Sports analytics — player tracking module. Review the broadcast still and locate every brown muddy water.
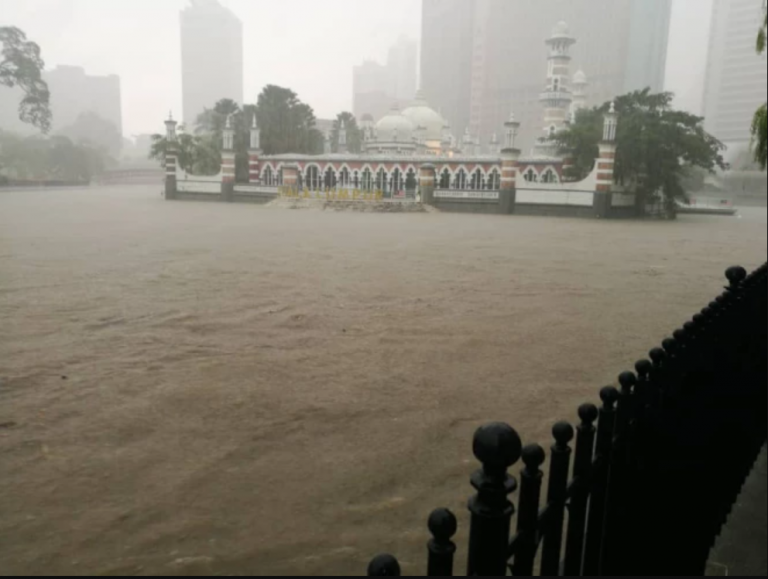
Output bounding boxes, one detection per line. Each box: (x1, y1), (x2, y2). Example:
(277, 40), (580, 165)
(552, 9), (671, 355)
(1, 186), (766, 576)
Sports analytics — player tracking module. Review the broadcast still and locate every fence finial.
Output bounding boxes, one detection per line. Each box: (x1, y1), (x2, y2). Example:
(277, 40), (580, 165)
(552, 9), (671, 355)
(367, 554), (401, 577)
(726, 266), (747, 288)
(472, 422), (523, 469)
(600, 386), (620, 410)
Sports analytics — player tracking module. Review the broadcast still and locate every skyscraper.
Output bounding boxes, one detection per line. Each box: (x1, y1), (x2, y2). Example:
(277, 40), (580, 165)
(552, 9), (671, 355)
(180, 0), (244, 128)
(0, 65), (122, 136)
(421, 0), (673, 152)
(703, 0), (767, 149)
(352, 36), (419, 122)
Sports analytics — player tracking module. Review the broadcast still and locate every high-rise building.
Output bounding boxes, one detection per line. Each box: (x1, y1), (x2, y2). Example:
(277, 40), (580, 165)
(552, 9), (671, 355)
(0, 65), (122, 136)
(387, 36), (419, 104)
(180, 0), (244, 128)
(703, 0), (768, 149)
(352, 37), (419, 123)
(421, 0), (673, 152)
(353, 60), (391, 122)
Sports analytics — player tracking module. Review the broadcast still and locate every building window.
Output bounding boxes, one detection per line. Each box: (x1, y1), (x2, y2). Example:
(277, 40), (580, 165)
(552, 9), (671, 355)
(439, 169), (451, 189)
(376, 169), (387, 191)
(353, 171), (360, 189)
(339, 168), (350, 187)
(306, 166), (320, 189)
(454, 169), (467, 190)
(542, 168), (559, 183)
(487, 169), (501, 190)
(263, 166), (274, 186)
(362, 169), (373, 190)
(390, 168), (404, 195)
(470, 169), (484, 190)
(324, 167), (337, 189)
(524, 168), (538, 183)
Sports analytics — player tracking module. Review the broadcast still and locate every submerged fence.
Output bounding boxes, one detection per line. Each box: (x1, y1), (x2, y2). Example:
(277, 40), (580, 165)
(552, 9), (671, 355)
(368, 264), (768, 577)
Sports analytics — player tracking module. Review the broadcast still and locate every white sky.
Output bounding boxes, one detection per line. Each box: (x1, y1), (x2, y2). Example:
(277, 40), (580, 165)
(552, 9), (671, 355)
(1, 0), (710, 136)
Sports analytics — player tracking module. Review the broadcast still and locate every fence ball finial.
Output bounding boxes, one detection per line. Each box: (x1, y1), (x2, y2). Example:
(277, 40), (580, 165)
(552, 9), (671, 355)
(428, 508), (458, 543)
(635, 359), (653, 377)
(726, 266), (747, 286)
(600, 387), (620, 410)
(649, 348), (666, 366)
(522, 444), (546, 471)
(472, 423), (523, 469)
(552, 421), (575, 446)
(578, 403), (599, 426)
(367, 554), (401, 577)
(618, 372), (637, 394)
(662, 338), (678, 356)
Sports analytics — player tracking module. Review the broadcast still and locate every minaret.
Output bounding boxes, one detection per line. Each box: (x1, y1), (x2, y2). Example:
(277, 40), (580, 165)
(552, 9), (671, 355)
(164, 112), (178, 200)
(490, 133), (500, 157)
(221, 114), (236, 201)
(571, 70), (589, 122)
(338, 119), (348, 154)
(462, 128), (473, 155)
(441, 123), (452, 156)
(248, 115), (261, 184)
(500, 109), (522, 214)
(536, 21), (576, 155)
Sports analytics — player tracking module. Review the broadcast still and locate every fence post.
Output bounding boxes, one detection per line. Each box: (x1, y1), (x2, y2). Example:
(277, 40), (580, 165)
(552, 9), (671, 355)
(368, 554), (401, 577)
(583, 387), (619, 576)
(601, 372), (636, 575)
(541, 423), (575, 577)
(467, 423), (523, 577)
(427, 509), (457, 577)
(513, 444), (546, 577)
(563, 404), (598, 576)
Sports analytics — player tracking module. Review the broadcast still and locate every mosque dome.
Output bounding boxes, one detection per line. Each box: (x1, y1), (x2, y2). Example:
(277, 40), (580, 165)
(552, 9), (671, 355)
(401, 90), (447, 141)
(375, 105), (415, 142)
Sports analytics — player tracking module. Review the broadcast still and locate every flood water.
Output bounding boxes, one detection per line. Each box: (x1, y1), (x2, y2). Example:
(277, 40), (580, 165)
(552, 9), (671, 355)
(1, 185), (766, 575)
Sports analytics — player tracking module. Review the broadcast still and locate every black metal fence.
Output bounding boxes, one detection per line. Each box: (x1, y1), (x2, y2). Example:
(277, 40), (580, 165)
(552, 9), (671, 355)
(368, 264), (768, 577)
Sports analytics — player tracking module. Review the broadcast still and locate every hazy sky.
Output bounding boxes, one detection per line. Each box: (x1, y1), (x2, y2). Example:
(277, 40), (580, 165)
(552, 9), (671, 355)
(1, 0), (710, 137)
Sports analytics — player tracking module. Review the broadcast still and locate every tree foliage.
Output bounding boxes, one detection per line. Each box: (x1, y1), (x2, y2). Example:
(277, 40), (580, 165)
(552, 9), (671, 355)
(752, 7), (767, 170)
(556, 89), (726, 205)
(149, 87), (324, 180)
(331, 111), (364, 154)
(0, 26), (52, 133)
(255, 85), (323, 155)
(57, 111), (123, 158)
(0, 129), (108, 181)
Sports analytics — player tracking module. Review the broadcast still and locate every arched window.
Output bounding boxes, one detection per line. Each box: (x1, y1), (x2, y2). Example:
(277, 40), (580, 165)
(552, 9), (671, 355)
(454, 169), (467, 190)
(470, 169), (484, 190)
(405, 169), (417, 195)
(339, 168), (350, 188)
(353, 171), (360, 189)
(542, 168), (559, 183)
(376, 169), (387, 191)
(324, 167), (337, 189)
(306, 166), (320, 190)
(391, 168), (404, 196)
(263, 166), (274, 186)
(487, 169), (501, 190)
(362, 169), (373, 190)
(524, 168), (538, 183)
(439, 169), (451, 189)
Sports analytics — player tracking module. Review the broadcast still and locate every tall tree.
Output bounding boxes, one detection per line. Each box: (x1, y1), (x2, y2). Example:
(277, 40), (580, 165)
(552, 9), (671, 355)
(148, 127), (221, 176)
(556, 90), (726, 211)
(255, 85), (322, 155)
(0, 26), (52, 133)
(331, 112), (364, 153)
(751, 6), (767, 169)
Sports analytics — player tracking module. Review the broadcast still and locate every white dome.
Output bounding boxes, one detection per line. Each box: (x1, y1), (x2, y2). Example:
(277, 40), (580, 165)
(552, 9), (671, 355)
(573, 70), (588, 85)
(401, 90), (447, 141)
(375, 106), (415, 142)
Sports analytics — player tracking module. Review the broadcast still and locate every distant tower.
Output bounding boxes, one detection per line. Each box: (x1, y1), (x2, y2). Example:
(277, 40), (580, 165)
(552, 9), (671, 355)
(462, 128), (473, 155)
(536, 21), (576, 155)
(571, 70), (589, 122)
(338, 119), (348, 154)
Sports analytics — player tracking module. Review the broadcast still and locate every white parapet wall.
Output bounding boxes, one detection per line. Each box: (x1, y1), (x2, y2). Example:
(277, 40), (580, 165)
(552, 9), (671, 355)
(517, 189), (595, 206)
(177, 180), (222, 194)
(233, 185), (280, 195)
(434, 190), (500, 200)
